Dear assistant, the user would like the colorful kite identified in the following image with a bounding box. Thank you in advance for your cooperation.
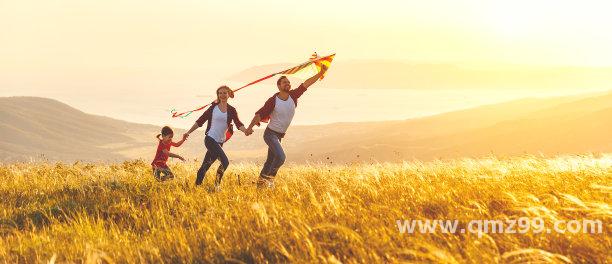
[171,53,335,118]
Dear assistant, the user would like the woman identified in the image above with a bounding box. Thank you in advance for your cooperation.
[184,86,251,190]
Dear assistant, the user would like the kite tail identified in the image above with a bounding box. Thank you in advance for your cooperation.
[171,104,211,118]
[170,53,335,119]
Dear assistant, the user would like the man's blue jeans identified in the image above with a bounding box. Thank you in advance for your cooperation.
[260,128,286,177]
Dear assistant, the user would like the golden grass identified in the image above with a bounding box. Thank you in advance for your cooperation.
[0,155,610,263]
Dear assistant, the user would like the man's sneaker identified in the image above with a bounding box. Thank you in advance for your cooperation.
[214,173,222,192]
[256,175,275,189]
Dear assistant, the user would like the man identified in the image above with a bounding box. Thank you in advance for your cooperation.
[246,64,329,188]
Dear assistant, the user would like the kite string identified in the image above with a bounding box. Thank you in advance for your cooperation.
[171,54,335,118]
[171,73,278,118]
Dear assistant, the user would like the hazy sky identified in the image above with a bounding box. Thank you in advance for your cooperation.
[3,0,612,75]
[2,0,612,126]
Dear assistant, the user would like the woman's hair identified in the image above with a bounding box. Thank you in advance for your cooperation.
[277,76,288,86]
[216,85,234,101]
[156,126,173,139]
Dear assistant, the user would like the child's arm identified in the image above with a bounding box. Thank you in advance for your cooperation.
[171,135,187,147]
[166,151,185,161]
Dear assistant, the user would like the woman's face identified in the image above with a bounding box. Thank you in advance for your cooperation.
[217,89,229,101]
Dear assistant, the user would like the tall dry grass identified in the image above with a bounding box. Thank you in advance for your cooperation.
[0,155,610,263]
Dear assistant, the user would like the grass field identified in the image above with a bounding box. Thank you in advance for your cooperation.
[0,155,610,263]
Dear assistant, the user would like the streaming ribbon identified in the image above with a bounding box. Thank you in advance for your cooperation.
[170,52,335,118]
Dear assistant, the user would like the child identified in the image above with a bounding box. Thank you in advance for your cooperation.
[151,126,187,181]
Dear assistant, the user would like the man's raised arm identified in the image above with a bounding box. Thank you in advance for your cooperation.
[302,64,329,89]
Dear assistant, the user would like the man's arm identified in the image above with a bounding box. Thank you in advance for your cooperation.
[247,114,261,133]
[302,64,329,89]
[290,64,329,99]
[248,96,275,133]
[238,125,250,136]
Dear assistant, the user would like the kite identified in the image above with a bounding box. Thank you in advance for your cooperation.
[170,52,335,118]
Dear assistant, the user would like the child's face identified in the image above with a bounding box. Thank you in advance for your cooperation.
[162,134,173,142]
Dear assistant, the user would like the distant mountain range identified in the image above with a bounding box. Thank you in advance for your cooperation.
[1,91,610,163]
[0,97,156,161]
[228,60,612,90]
[287,91,612,163]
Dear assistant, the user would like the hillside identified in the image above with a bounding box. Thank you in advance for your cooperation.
[1,91,610,163]
[291,91,612,162]
[0,97,158,161]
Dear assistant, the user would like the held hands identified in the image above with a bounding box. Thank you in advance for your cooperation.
[241,126,253,136]
[182,133,189,140]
